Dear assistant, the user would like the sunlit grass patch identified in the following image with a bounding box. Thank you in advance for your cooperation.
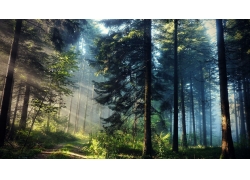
[47,150,72,159]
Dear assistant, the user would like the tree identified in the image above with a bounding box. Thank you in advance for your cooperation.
[216,19,235,158]
[189,74,197,145]
[155,19,214,149]
[172,19,179,152]
[90,19,162,158]
[180,73,187,148]
[224,19,250,143]
[19,79,30,130]
[142,19,153,158]
[0,19,22,147]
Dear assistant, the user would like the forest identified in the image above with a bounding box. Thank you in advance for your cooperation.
[0,19,250,159]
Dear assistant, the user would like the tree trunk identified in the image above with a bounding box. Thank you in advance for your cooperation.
[46,91,52,132]
[198,91,202,145]
[66,88,74,133]
[74,87,80,133]
[19,81,31,130]
[200,64,207,147]
[83,76,90,134]
[180,74,187,148]
[169,108,173,144]
[233,81,239,144]
[98,105,103,129]
[132,101,138,141]
[142,19,153,158]
[243,78,250,144]
[9,83,23,140]
[6,85,13,133]
[0,19,22,147]
[189,103,192,144]
[238,80,246,140]
[172,19,179,152]
[90,84,95,132]
[209,72,213,146]
[216,19,235,158]
[75,62,84,134]
[190,75,196,146]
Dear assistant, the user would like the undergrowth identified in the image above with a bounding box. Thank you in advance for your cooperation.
[1,128,249,159]
[87,130,143,159]
[0,130,80,159]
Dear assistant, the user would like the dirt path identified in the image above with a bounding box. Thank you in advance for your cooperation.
[34,142,88,159]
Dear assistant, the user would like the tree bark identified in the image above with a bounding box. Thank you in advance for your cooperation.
[243,78,250,144]
[216,19,235,158]
[200,64,207,147]
[0,19,22,147]
[132,101,138,141]
[198,87,202,145]
[98,105,103,129]
[233,82,239,144]
[180,74,187,148]
[142,19,153,158]
[172,19,179,152]
[83,76,90,133]
[238,80,246,140]
[9,83,23,140]
[209,70,213,146]
[190,75,196,146]
[169,108,173,144]
[66,87,74,133]
[19,81,31,130]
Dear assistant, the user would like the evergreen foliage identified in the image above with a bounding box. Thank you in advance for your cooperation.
[0,19,250,159]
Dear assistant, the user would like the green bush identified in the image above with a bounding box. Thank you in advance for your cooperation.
[87,130,142,159]
[152,132,171,158]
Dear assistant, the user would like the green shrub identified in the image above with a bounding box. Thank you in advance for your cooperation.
[87,130,142,159]
[152,132,171,158]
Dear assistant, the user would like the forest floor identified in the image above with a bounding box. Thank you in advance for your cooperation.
[34,139,91,159]
[0,131,93,159]
[1,130,250,159]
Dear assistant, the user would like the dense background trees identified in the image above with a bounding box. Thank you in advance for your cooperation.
[0,19,250,159]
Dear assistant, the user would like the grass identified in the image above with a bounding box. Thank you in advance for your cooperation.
[47,150,73,159]
[0,130,86,159]
[1,129,249,159]
[157,146,221,159]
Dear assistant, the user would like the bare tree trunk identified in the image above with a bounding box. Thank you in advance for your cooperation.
[233,81,239,144]
[98,105,103,129]
[83,78,90,133]
[209,69,213,146]
[243,78,250,144]
[6,85,13,132]
[200,64,207,147]
[74,87,80,133]
[189,102,192,144]
[132,100,138,141]
[190,75,196,146]
[9,83,23,140]
[19,81,30,130]
[142,19,153,158]
[216,19,235,158]
[169,108,173,144]
[66,88,74,133]
[90,84,95,132]
[198,93,202,145]
[172,19,179,152]
[238,80,246,140]
[75,61,85,134]
[75,82,82,133]
[0,19,22,147]
[180,74,187,148]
